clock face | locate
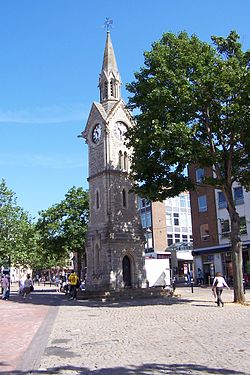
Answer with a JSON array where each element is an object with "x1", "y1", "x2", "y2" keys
[
  {"x1": 92, "y1": 124, "x2": 102, "y2": 144},
  {"x1": 113, "y1": 121, "x2": 128, "y2": 140}
]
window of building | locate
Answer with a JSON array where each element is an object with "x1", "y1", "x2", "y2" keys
[
  {"x1": 124, "y1": 151, "x2": 128, "y2": 171},
  {"x1": 180, "y1": 195, "x2": 186, "y2": 207},
  {"x1": 173, "y1": 213, "x2": 179, "y2": 226},
  {"x1": 200, "y1": 223, "x2": 210, "y2": 240},
  {"x1": 196, "y1": 168, "x2": 205, "y2": 183},
  {"x1": 182, "y1": 235, "x2": 188, "y2": 241},
  {"x1": 96, "y1": 190, "x2": 100, "y2": 209},
  {"x1": 221, "y1": 219, "x2": 230, "y2": 237},
  {"x1": 218, "y1": 191, "x2": 227, "y2": 209},
  {"x1": 122, "y1": 189, "x2": 127, "y2": 208},
  {"x1": 175, "y1": 234, "x2": 180, "y2": 243},
  {"x1": 198, "y1": 195, "x2": 207, "y2": 212},
  {"x1": 167, "y1": 234, "x2": 173, "y2": 246},
  {"x1": 118, "y1": 151, "x2": 123, "y2": 169},
  {"x1": 141, "y1": 213, "x2": 146, "y2": 228},
  {"x1": 146, "y1": 211, "x2": 152, "y2": 228},
  {"x1": 104, "y1": 81, "x2": 108, "y2": 99},
  {"x1": 166, "y1": 212, "x2": 172, "y2": 226},
  {"x1": 240, "y1": 216, "x2": 247, "y2": 235},
  {"x1": 234, "y1": 186, "x2": 244, "y2": 205},
  {"x1": 110, "y1": 80, "x2": 114, "y2": 96}
]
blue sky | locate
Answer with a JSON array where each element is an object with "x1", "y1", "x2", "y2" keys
[{"x1": 1, "y1": 0, "x2": 250, "y2": 218}]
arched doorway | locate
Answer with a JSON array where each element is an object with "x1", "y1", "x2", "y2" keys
[{"x1": 122, "y1": 255, "x2": 131, "y2": 287}]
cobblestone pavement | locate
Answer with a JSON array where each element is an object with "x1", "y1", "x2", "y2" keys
[{"x1": 1, "y1": 285, "x2": 250, "y2": 375}]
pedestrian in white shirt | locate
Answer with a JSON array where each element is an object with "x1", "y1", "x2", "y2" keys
[
  {"x1": 1, "y1": 274, "x2": 10, "y2": 300},
  {"x1": 212, "y1": 272, "x2": 230, "y2": 307},
  {"x1": 23, "y1": 274, "x2": 33, "y2": 300}
]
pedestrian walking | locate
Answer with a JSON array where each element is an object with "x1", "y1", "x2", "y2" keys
[
  {"x1": 212, "y1": 272, "x2": 230, "y2": 307},
  {"x1": 68, "y1": 270, "x2": 79, "y2": 300},
  {"x1": 197, "y1": 268, "x2": 204, "y2": 286},
  {"x1": 1, "y1": 274, "x2": 10, "y2": 300},
  {"x1": 23, "y1": 274, "x2": 34, "y2": 300},
  {"x1": 55, "y1": 275, "x2": 61, "y2": 292},
  {"x1": 19, "y1": 276, "x2": 25, "y2": 296}
]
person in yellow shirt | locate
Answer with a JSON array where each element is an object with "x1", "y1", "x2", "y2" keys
[{"x1": 68, "y1": 270, "x2": 79, "y2": 300}]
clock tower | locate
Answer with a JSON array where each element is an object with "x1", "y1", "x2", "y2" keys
[{"x1": 82, "y1": 31, "x2": 146, "y2": 291}]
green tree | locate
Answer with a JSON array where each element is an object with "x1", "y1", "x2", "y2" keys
[
  {"x1": 126, "y1": 31, "x2": 250, "y2": 304},
  {"x1": 0, "y1": 179, "x2": 37, "y2": 269},
  {"x1": 36, "y1": 186, "x2": 89, "y2": 275}
]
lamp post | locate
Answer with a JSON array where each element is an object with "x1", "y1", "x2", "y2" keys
[{"x1": 145, "y1": 227, "x2": 152, "y2": 252}]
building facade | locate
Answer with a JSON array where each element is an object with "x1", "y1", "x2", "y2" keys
[
  {"x1": 138, "y1": 193, "x2": 193, "y2": 280},
  {"x1": 189, "y1": 165, "x2": 250, "y2": 285},
  {"x1": 138, "y1": 192, "x2": 193, "y2": 252}
]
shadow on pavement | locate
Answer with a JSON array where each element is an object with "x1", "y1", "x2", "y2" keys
[
  {"x1": 4, "y1": 290, "x2": 204, "y2": 308},
  {"x1": 0, "y1": 362, "x2": 247, "y2": 375}
]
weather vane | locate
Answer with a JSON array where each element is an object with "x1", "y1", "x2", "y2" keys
[{"x1": 104, "y1": 18, "x2": 113, "y2": 31}]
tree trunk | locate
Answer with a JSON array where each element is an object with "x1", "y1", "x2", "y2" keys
[{"x1": 230, "y1": 210, "x2": 245, "y2": 304}]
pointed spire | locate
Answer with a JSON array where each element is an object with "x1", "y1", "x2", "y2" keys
[
  {"x1": 102, "y1": 31, "x2": 118, "y2": 74},
  {"x1": 99, "y1": 31, "x2": 121, "y2": 105}
]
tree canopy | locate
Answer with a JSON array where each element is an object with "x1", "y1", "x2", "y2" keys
[
  {"x1": 0, "y1": 179, "x2": 37, "y2": 269},
  {"x1": 0, "y1": 181, "x2": 89, "y2": 273},
  {"x1": 36, "y1": 186, "x2": 89, "y2": 270},
  {"x1": 126, "y1": 31, "x2": 250, "y2": 200},
  {"x1": 126, "y1": 31, "x2": 250, "y2": 303}
]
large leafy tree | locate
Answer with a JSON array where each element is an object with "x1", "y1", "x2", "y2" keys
[
  {"x1": 36, "y1": 186, "x2": 89, "y2": 274},
  {"x1": 0, "y1": 179, "x2": 37, "y2": 269},
  {"x1": 126, "y1": 31, "x2": 250, "y2": 304}
]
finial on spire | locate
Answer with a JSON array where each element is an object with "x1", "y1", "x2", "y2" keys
[{"x1": 104, "y1": 18, "x2": 113, "y2": 31}]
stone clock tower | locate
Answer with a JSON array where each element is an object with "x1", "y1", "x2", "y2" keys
[{"x1": 82, "y1": 31, "x2": 146, "y2": 291}]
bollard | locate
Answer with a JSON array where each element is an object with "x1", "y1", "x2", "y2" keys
[
  {"x1": 191, "y1": 278, "x2": 194, "y2": 293},
  {"x1": 208, "y1": 276, "x2": 211, "y2": 287}
]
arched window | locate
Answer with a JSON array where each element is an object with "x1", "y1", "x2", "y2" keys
[
  {"x1": 122, "y1": 188, "x2": 127, "y2": 208},
  {"x1": 96, "y1": 190, "x2": 100, "y2": 209},
  {"x1": 110, "y1": 80, "x2": 114, "y2": 96},
  {"x1": 124, "y1": 151, "x2": 128, "y2": 171},
  {"x1": 104, "y1": 81, "x2": 108, "y2": 99},
  {"x1": 119, "y1": 150, "x2": 123, "y2": 169}
]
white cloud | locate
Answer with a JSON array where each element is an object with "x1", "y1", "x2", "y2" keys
[{"x1": 0, "y1": 104, "x2": 88, "y2": 124}]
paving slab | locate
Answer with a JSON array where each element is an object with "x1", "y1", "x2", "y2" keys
[{"x1": 1, "y1": 285, "x2": 249, "y2": 375}]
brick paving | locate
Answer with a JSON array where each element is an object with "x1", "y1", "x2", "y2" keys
[{"x1": 1, "y1": 285, "x2": 250, "y2": 375}]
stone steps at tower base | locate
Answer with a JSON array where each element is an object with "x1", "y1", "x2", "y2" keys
[{"x1": 77, "y1": 287, "x2": 173, "y2": 301}]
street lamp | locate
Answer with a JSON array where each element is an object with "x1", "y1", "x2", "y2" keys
[{"x1": 145, "y1": 227, "x2": 152, "y2": 252}]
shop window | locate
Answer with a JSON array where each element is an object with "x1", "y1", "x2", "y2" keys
[
  {"x1": 218, "y1": 191, "x2": 227, "y2": 209},
  {"x1": 200, "y1": 223, "x2": 210, "y2": 241},
  {"x1": 198, "y1": 195, "x2": 207, "y2": 212},
  {"x1": 234, "y1": 186, "x2": 244, "y2": 205},
  {"x1": 196, "y1": 168, "x2": 204, "y2": 183}
]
